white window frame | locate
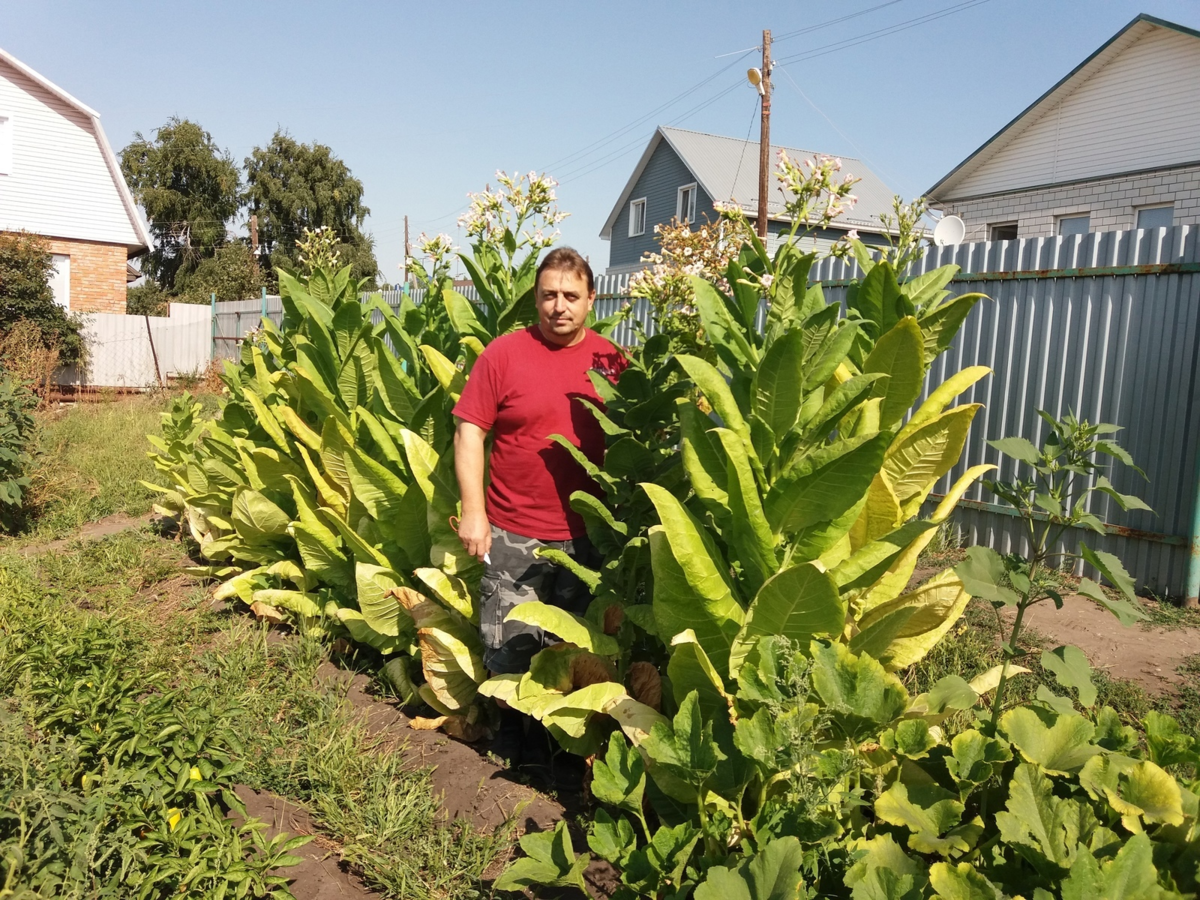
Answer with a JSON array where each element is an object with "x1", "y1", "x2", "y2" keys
[
  {"x1": 677, "y1": 182, "x2": 697, "y2": 224},
  {"x1": 1056, "y1": 213, "x2": 1090, "y2": 237},
  {"x1": 628, "y1": 197, "x2": 647, "y2": 237},
  {"x1": 49, "y1": 254, "x2": 70, "y2": 310},
  {"x1": 0, "y1": 113, "x2": 12, "y2": 175},
  {"x1": 1136, "y1": 203, "x2": 1174, "y2": 231}
]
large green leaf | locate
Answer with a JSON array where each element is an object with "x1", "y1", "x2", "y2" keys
[
  {"x1": 994, "y1": 762, "x2": 1086, "y2": 873},
  {"x1": 875, "y1": 781, "x2": 975, "y2": 857},
  {"x1": 811, "y1": 641, "x2": 908, "y2": 741},
  {"x1": 920, "y1": 293, "x2": 985, "y2": 365},
  {"x1": 883, "y1": 404, "x2": 981, "y2": 511},
  {"x1": 231, "y1": 489, "x2": 290, "y2": 543},
  {"x1": 928, "y1": 862, "x2": 1004, "y2": 900},
  {"x1": 285, "y1": 476, "x2": 353, "y2": 588},
  {"x1": 691, "y1": 276, "x2": 758, "y2": 369},
  {"x1": 714, "y1": 428, "x2": 777, "y2": 594},
  {"x1": 414, "y1": 567, "x2": 477, "y2": 624},
  {"x1": 863, "y1": 317, "x2": 925, "y2": 428},
  {"x1": 493, "y1": 821, "x2": 588, "y2": 893},
  {"x1": 643, "y1": 485, "x2": 745, "y2": 674},
  {"x1": 666, "y1": 630, "x2": 734, "y2": 724},
  {"x1": 1041, "y1": 645, "x2": 1097, "y2": 708},
  {"x1": 592, "y1": 733, "x2": 647, "y2": 822},
  {"x1": 678, "y1": 398, "x2": 729, "y2": 517},
  {"x1": 504, "y1": 600, "x2": 619, "y2": 656},
  {"x1": 355, "y1": 563, "x2": 407, "y2": 637},
  {"x1": 1059, "y1": 833, "x2": 1167, "y2": 900},
  {"x1": 675, "y1": 354, "x2": 749, "y2": 442},
  {"x1": 693, "y1": 836, "x2": 806, "y2": 900},
  {"x1": 844, "y1": 834, "x2": 925, "y2": 900},
  {"x1": 752, "y1": 329, "x2": 806, "y2": 437},
  {"x1": 764, "y1": 433, "x2": 890, "y2": 535},
  {"x1": 731, "y1": 564, "x2": 845, "y2": 679},
  {"x1": 999, "y1": 708, "x2": 1099, "y2": 776}
]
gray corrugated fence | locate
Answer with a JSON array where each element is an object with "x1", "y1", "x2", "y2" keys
[
  {"x1": 816, "y1": 225, "x2": 1200, "y2": 599},
  {"x1": 211, "y1": 228, "x2": 1200, "y2": 596}
]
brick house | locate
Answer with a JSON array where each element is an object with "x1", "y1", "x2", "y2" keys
[
  {"x1": 928, "y1": 15, "x2": 1200, "y2": 242},
  {"x1": 0, "y1": 47, "x2": 150, "y2": 313}
]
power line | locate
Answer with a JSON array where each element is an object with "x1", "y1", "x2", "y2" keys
[
  {"x1": 774, "y1": 0, "x2": 991, "y2": 65},
  {"x1": 771, "y1": 0, "x2": 911, "y2": 42}
]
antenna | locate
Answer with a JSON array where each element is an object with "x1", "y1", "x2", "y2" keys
[{"x1": 932, "y1": 215, "x2": 966, "y2": 247}]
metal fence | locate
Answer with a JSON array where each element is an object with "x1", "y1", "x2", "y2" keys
[
  {"x1": 210, "y1": 227, "x2": 1200, "y2": 597},
  {"x1": 815, "y1": 225, "x2": 1200, "y2": 600}
]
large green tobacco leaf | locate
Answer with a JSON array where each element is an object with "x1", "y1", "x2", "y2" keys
[
  {"x1": 999, "y1": 708, "x2": 1099, "y2": 775},
  {"x1": 678, "y1": 398, "x2": 729, "y2": 516},
  {"x1": 853, "y1": 572, "x2": 971, "y2": 670},
  {"x1": 666, "y1": 631, "x2": 734, "y2": 723},
  {"x1": 883, "y1": 404, "x2": 981, "y2": 512},
  {"x1": 874, "y1": 781, "x2": 977, "y2": 856},
  {"x1": 644, "y1": 485, "x2": 745, "y2": 674},
  {"x1": 231, "y1": 489, "x2": 290, "y2": 543},
  {"x1": 764, "y1": 433, "x2": 890, "y2": 536},
  {"x1": 504, "y1": 600, "x2": 618, "y2": 656},
  {"x1": 693, "y1": 836, "x2": 806, "y2": 900},
  {"x1": 355, "y1": 563, "x2": 407, "y2": 637},
  {"x1": 863, "y1": 317, "x2": 925, "y2": 428},
  {"x1": 810, "y1": 642, "x2": 907, "y2": 741},
  {"x1": 675, "y1": 354, "x2": 750, "y2": 443},
  {"x1": 493, "y1": 821, "x2": 588, "y2": 893},
  {"x1": 714, "y1": 429, "x2": 777, "y2": 593},
  {"x1": 691, "y1": 276, "x2": 759, "y2": 369},
  {"x1": 752, "y1": 329, "x2": 806, "y2": 437},
  {"x1": 285, "y1": 476, "x2": 353, "y2": 588},
  {"x1": 414, "y1": 567, "x2": 477, "y2": 623},
  {"x1": 896, "y1": 366, "x2": 989, "y2": 443},
  {"x1": 919, "y1": 293, "x2": 985, "y2": 366},
  {"x1": 994, "y1": 762, "x2": 1088, "y2": 873},
  {"x1": 730, "y1": 564, "x2": 845, "y2": 679}
]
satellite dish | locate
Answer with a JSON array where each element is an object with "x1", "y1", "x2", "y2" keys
[
  {"x1": 933, "y1": 215, "x2": 966, "y2": 247},
  {"x1": 746, "y1": 68, "x2": 765, "y2": 96}
]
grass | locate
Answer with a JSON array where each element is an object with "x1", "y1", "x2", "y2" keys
[
  {"x1": 0, "y1": 531, "x2": 515, "y2": 899},
  {"x1": 8, "y1": 394, "x2": 168, "y2": 543}
]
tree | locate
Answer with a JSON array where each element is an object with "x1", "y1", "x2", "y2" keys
[
  {"x1": 0, "y1": 231, "x2": 83, "y2": 364},
  {"x1": 176, "y1": 243, "x2": 265, "y2": 304},
  {"x1": 121, "y1": 118, "x2": 241, "y2": 290},
  {"x1": 244, "y1": 131, "x2": 377, "y2": 284}
]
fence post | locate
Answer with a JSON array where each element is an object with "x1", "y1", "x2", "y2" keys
[
  {"x1": 261, "y1": 286, "x2": 268, "y2": 325},
  {"x1": 209, "y1": 292, "x2": 217, "y2": 360}
]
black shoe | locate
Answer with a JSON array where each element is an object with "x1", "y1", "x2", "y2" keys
[{"x1": 490, "y1": 707, "x2": 525, "y2": 768}]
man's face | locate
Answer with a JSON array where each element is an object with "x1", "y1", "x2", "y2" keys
[{"x1": 535, "y1": 268, "x2": 595, "y2": 345}]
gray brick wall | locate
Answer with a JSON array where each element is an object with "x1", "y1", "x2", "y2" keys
[{"x1": 931, "y1": 164, "x2": 1200, "y2": 241}]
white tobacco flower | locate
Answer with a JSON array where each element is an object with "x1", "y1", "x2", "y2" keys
[{"x1": 846, "y1": 229, "x2": 859, "y2": 240}]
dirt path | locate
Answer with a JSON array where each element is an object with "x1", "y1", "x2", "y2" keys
[
  {"x1": 1001, "y1": 595, "x2": 1200, "y2": 695},
  {"x1": 17, "y1": 511, "x2": 154, "y2": 556}
]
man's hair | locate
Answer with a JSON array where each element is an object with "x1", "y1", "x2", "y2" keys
[{"x1": 536, "y1": 246, "x2": 594, "y2": 294}]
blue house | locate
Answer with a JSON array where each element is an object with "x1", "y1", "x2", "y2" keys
[{"x1": 600, "y1": 126, "x2": 902, "y2": 274}]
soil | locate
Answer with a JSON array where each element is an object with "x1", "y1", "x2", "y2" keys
[
  {"x1": 910, "y1": 564, "x2": 1200, "y2": 696},
  {"x1": 1000, "y1": 595, "x2": 1200, "y2": 695}
]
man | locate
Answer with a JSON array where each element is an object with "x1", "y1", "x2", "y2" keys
[{"x1": 452, "y1": 246, "x2": 626, "y2": 769}]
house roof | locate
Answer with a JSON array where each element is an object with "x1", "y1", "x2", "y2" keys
[
  {"x1": 0, "y1": 47, "x2": 151, "y2": 255},
  {"x1": 600, "y1": 126, "x2": 901, "y2": 240},
  {"x1": 927, "y1": 14, "x2": 1200, "y2": 200}
]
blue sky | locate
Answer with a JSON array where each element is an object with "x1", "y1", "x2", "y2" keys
[{"x1": 6, "y1": 0, "x2": 1199, "y2": 281}]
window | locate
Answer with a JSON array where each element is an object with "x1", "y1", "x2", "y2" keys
[
  {"x1": 677, "y1": 183, "x2": 697, "y2": 224},
  {"x1": 628, "y1": 198, "x2": 646, "y2": 237},
  {"x1": 49, "y1": 255, "x2": 70, "y2": 310},
  {"x1": 1057, "y1": 214, "x2": 1090, "y2": 237},
  {"x1": 0, "y1": 114, "x2": 11, "y2": 175},
  {"x1": 989, "y1": 222, "x2": 1019, "y2": 241},
  {"x1": 1136, "y1": 204, "x2": 1174, "y2": 231}
]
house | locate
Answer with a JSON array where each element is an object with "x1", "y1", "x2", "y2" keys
[
  {"x1": 928, "y1": 14, "x2": 1200, "y2": 241},
  {"x1": 0, "y1": 47, "x2": 150, "y2": 314},
  {"x1": 600, "y1": 126, "x2": 902, "y2": 275}
]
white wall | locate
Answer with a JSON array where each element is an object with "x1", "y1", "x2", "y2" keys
[
  {"x1": 0, "y1": 61, "x2": 140, "y2": 247},
  {"x1": 948, "y1": 24, "x2": 1200, "y2": 199},
  {"x1": 61, "y1": 303, "x2": 211, "y2": 389}
]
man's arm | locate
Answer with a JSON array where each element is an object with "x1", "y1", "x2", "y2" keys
[{"x1": 454, "y1": 419, "x2": 491, "y2": 562}]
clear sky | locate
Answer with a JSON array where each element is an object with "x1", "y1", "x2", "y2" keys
[{"x1": 5, "y1": 0, "x2": 1198, "y2": 282}]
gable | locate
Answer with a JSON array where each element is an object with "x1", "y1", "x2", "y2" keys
[
  {"x1": 0, "y1": 52, "x2": 147, "y2": 251},
  {"x1": 935, "y1": 18, "x2": 1200, "y2": 199}
]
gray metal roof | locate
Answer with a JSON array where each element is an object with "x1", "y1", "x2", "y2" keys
[{"x1": 600, "y1": 125, "x2": 901, "y2": 239}]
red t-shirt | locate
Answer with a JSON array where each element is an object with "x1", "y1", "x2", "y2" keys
[{"x1": 452, "y1": 326, "x2": 627, "y2": 540}]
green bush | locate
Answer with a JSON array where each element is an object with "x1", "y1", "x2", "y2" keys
[
  {"x1": 0, "y1": 231, "x2": 84, "y2": 365},
  {"x1": 0, "y1": 373, "x2": 36, "y2": 530}
]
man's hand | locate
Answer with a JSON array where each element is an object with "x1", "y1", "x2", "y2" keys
[
  {"x1": 453, "y1": 419, "x2": 491, "y2": 564},
  {"x1": 457, "y1": 508, "x2": 492, "y2": 563}
]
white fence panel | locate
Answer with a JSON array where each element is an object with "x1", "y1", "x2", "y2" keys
[{"x1": 60, "y1": 303, "x2": 211, "y2": 389}]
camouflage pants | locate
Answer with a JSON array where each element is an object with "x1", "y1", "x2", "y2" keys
[{"x1": 479, "y1": 525, "x2": 600, "y2": 675}]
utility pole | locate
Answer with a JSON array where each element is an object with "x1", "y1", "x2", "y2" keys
[
  {"x1": 249, "y1": 214, "x2": 259, "y2": 256},
  {"x1": 757, "y1": 29, "x2": 772, "y2": 241},
  {"x1": 403, "y1": 215, "x2": 411, "y2": 285}
]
